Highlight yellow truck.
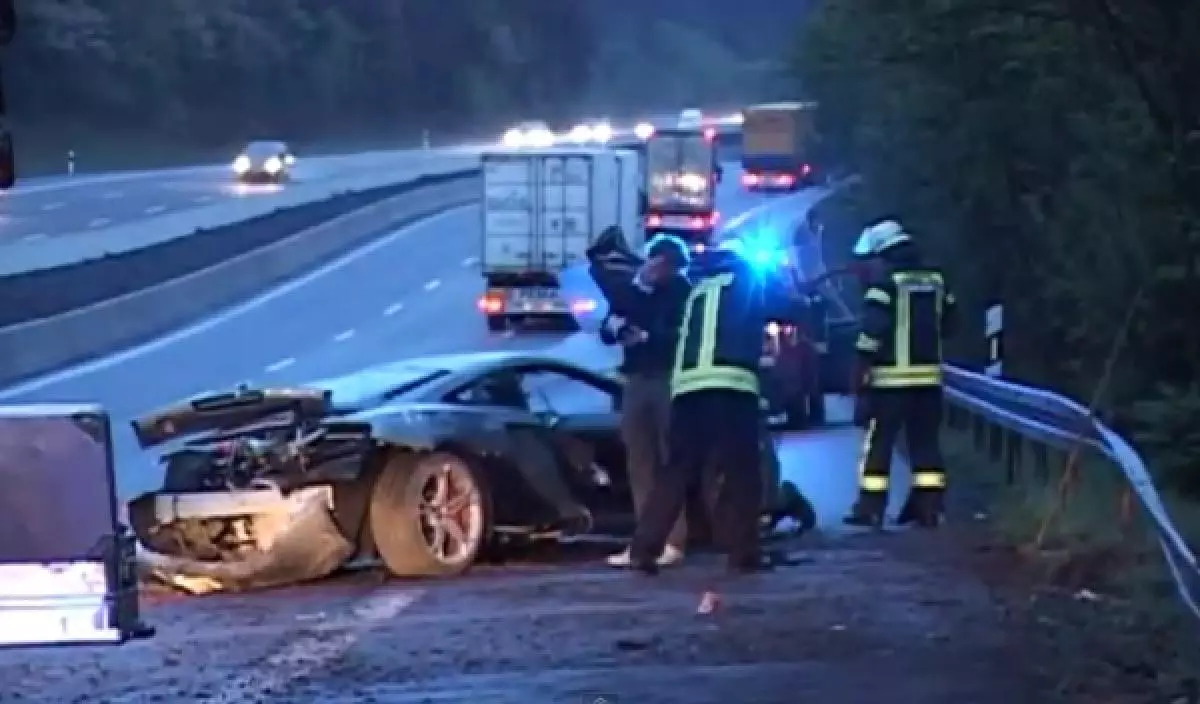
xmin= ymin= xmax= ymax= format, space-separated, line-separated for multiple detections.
xmin=740 ymin=101 xmax=818 ymax=192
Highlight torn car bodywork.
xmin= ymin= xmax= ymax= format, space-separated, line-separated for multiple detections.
xmin=127 ymin=353 xmax=809 ymax=593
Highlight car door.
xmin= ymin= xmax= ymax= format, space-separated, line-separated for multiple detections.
xmin=449 ymin=370 xmax=589 ymax=526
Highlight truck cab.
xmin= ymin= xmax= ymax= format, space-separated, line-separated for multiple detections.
xmin=641 ymin=128 xmax=721 ymax=251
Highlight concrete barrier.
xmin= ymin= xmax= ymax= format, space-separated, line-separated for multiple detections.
xmin=0 ymin=174 xmax=478 ymax=386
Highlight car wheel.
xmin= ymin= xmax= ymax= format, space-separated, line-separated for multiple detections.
xmin=486 ymin=314 xmax=507 ymax=332
xmin=369 ymin=451 xmax=491 ymax=578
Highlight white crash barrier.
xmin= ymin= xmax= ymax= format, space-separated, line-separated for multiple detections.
xmin=0 ymin=152 xmax=481 ymax=276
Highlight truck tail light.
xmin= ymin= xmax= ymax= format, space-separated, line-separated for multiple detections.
xmin=477 ymin=292 xmax=504 ymax=314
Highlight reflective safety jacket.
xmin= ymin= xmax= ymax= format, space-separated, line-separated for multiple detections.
xmin=855 ymin=244 xmax=957 ymax=388
xmin=673 ymin=250 xmax=792 ymax=397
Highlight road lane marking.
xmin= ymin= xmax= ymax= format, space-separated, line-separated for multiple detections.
xmin=265 ymin=357 xmax=295 ymax=372
xmin=20 ymin=233 xmax=46 ymax=242
xmin=384 ymin=302 xmax=404 ymax=316
xmin=102 ymin=191 xmax=122 ymax=199
xmin=144 ymin=204 xmax=167 ymax=215
xmin=0 ymin=204 xmax=474 ymax=398
xmin=424 ymin=279 xmax=441 ymax=291
xmin=87 ymin=217 xmax=111 ymax=228
xmin=333 ymin=329 xmax=355 ymax=342
xmin=193 ymin=590 xmax=423 ymax=704
xmin=461 ymin=256 xmax=478 ymax=267
xmin=40 ymin=202 xmax=63 ymax=211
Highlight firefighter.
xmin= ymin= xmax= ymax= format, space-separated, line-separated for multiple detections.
xmin=845 ymin=220 xmax=958 ymax=529
xmin=628 ymin=237 xmax=776 ymax=575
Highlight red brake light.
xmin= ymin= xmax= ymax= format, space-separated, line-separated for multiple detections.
xmin=776 ymin=173 xmax=796 ymax=186
xmin=477 ymin=293 xmax=503 ymax=314
xmin=646 ymin=214 xmax=663 ymax=227
xmin=703 ymin=127 xmax=716 ymax=141
xmin=689 ymin=217 xmax=705 ymax=228
xmin=742 ymin=172 xmax=760 ymax=186
xmin=801 ymin=163 xmax=812 ymax=175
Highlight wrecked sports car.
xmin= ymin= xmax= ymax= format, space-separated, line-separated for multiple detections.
xmin=128 ymin=351 xmax=815 ymax=593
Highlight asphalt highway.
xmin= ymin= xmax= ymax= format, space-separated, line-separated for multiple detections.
xmin=0 ymin=162 xmax=901 ymax=520
xmin=0 ymin=151 xmax=421 ymax=245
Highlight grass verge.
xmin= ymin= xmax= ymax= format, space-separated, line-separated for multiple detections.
xmin=943 ymin=425 xmax=1200 ymax=701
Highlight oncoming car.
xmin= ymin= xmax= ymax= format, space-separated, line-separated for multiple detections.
xmin=502 ymin=121 xmax=556 ymax=149
xmin=128 ymin=351 xmax=815 ymax=593
xmin=232 ymin=140 xmax=294 ymax=183
xmin=567 ymin=119 xmax=614 ymax=145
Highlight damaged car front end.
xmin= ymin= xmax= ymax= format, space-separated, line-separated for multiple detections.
xmin=127 ymin=386 xmax=377 ymax=594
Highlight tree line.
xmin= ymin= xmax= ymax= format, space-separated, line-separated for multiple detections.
xmin=3 ymin=1 xmax=791 ymax=174
xmin=793 ymin=0 xmax=1200 ymax=498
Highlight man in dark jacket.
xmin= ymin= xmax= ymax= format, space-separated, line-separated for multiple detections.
xmin=603 ymin=234 xmax=693 ymax=568
xmin=629 ymin=238 xmax=780 ymax=576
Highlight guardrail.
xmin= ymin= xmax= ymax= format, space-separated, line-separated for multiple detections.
xmin=941 ymin=365 xmax=1200 ymax=618
xmin=773 ymin=151 xmax=1200 ymax=620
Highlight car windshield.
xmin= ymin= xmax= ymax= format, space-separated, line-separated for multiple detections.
xmin=244 ymin=141 xmax=283 ymax=158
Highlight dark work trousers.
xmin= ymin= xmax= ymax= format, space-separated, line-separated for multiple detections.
xmin=856 ymin=385 xmax=946 ymax=516
xmin=630 ymin=388 xmax=762 ymax=568
xmin=620 ymin=372 xmax=685 ymax=549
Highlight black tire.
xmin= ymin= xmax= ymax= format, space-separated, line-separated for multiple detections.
xmin=486 ymin=314 xmax=506 ymax=332
xmin=369 ymin=451 xmax=492 ymax=578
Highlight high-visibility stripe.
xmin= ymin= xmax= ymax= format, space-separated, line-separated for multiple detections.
xmin=855 ymin=332 xmax=880 ymax=353
xmin=913 ymin=470 xmax=946 ymax=489
xmin=861 ymin=475 xmax=889 ymax=492
xmin=672 ymin=365 xmax=759 ymax=396
xmin=864 ymin=287 xmax=891 ymax=306
xmin=869 ymin=365 xmax=942 ymax=387
xmin=856 ymin=418 xmax=891 ymax=493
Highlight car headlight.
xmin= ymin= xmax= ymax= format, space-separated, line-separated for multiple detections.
xmin=503 ymin=129 xmax=524 ymax=147
xmin=264 ymin=156 xmax=282 ymax=173
xmin=591 ymin=124 xmax=613 ymax=143
xmin=569 ymin=125 xmax=591 ymax=143
xmin=634 ymin=122 xmax=655 ymax=140
xmin=232 ymin=155 xmax=251 ymax=173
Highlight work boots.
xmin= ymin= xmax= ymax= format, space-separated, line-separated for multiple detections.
xmin=842 ymin=493 xmax=887 ymax=529
xmin=896 ymin=489 xmax=944 ymax=528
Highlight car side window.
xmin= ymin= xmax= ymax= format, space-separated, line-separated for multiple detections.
xmin=451 ymin=372 xmax=529 ymax=410
xmin=518 ymin=370 xmax=614 ymax=414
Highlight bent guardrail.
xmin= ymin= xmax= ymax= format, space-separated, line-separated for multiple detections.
xmin=941 ymin=365 xmax=1200 ymax=619
xmin=774 ymin=148 xmax=1200 ymax=621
